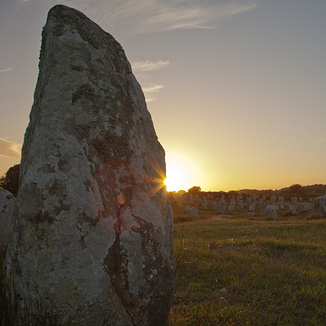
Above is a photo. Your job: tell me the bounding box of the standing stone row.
[180,193,315,220]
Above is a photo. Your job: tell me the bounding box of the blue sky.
[1,0,326,191]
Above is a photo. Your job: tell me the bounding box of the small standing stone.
[289,197,299,215]
[313,195,326,218]
[216,198,227,214]
[300,202,312,212]
[265,205,278,220]
[259,201,268,215]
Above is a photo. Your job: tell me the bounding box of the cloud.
[101,0,258,33]
[143,83,165,93]
[131,60,170,72]
[0,138,22,159]
[0,68,13,72]
[142,83,165,102]
[131,60,169,101]
[15,0,258,34]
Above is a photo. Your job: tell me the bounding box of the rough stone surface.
[314,195,326,218]
[249,203,256,212]
[237,200,244,211]
[300,202,312,212]
[265,205,278,220]
[259,202,268,215]
[227,204,235,211]
[0,189,16,248]
[216,199,227,214]
[4,5,174,325]
[185,206,199,218]
[289,197,299,216]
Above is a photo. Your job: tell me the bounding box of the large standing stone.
[0,189,16,248]
[3,5,174,325]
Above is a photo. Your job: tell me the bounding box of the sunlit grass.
[170,202,326,325]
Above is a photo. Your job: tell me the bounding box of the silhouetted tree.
[0,164,20,196]
[187,186,201,196]
[288,184,306,199]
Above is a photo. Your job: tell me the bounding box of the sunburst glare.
[164,163,187,192]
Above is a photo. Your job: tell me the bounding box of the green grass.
[169,203,326,325]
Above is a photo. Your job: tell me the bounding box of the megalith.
[0,189,16,248]
[3,5,174,325]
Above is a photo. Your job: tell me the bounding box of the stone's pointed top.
[46,4,95,30]
[41,3,132,75]
[48,4,91,21]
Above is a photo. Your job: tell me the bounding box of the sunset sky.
[1,0,326,192]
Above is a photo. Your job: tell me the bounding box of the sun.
[163,150,202,192]
[164,162,187,192]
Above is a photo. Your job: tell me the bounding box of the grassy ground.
[169,202,326,325]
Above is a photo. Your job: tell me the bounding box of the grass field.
[169,201,326,325]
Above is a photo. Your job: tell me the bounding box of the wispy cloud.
[0,68,13,72]
[131,60,170,72]
[0,138,22,159]
[143,84,165,93]
[102,0,258,33]
[15,0,258,34]
[142,83,165,102]
[131,60,169,101]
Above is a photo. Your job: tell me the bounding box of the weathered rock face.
[4,5,174,325]
[0,189,16,248]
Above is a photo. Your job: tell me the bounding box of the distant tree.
[289,184,303,192]
[187,186,201,196]
[228,190,238,197]
[288,184,306,199]
[0,164,20,196]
